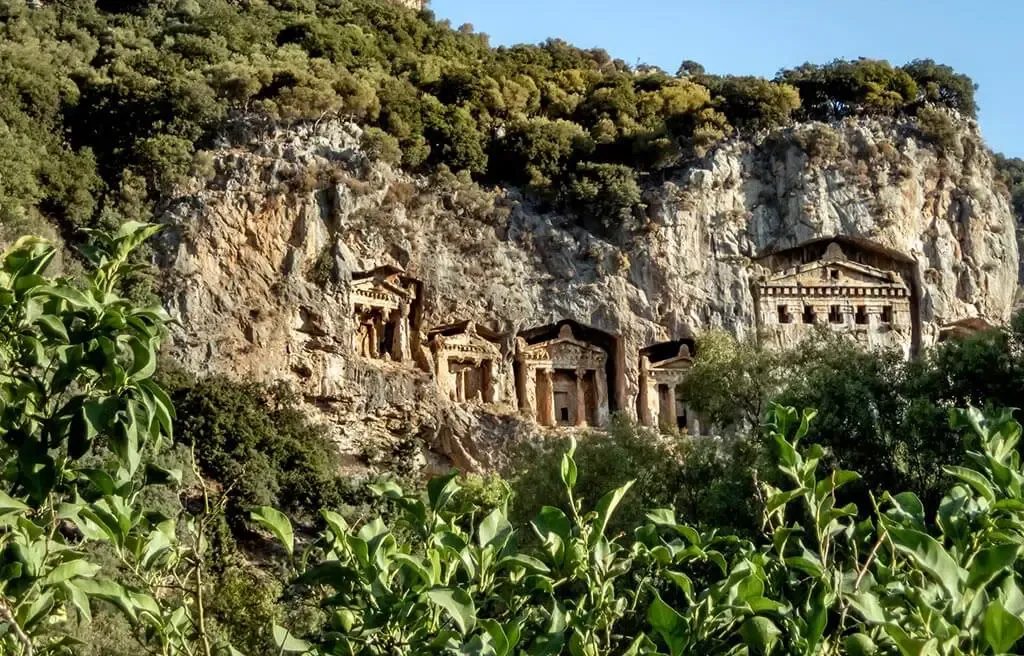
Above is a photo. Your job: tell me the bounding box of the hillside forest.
[3,0,1024,655]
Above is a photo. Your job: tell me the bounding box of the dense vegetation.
[3,226,1024,655]
[0,0,978,240]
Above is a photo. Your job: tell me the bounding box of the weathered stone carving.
[754,239,915,355]
[638,339,702,434]
[351,265,421,363]
[516,323,610,428]
[427,321,513,405]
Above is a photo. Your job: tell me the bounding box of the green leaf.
[251,507,294,556]
[942,465,996,502]
[426,587,476,635]
[560,439,578,489]
[33,285,95,310]
[43,559,102,585]
[663,570,694,601]
[532,506,570,542]
[885,491,925,529]
[589,480,634,548]
[427,471,461,512]
[143,463,182,486]
[848,592,887,624]
[35,314,69,343]
[76,579,137,623]
[127,336,157,380]
[480,619,510,656]
[766,487,807,514]
[884,522,963,598]
[740,616,781,655]
[495,553,550,574]
[272,624,311,654]
[983,599,1024,654]
[966,543,1021,590]
[645,508,676,526]
[647,589,686,656]
[367,480,404,499]
[885,623,937,656]
[0,491,29,515]
[321,509,349,539]
[479,508,513,549]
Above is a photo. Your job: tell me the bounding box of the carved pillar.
[434,345,451,399]
[456,369,467,403]
[484,359,497,404]
[574,369,587,427]
[519,365,537,418]
[538,368,555,427]
[392,301,411,363]
[367,315,380,358]
[658,384,675,430]
[594,365,609,427]
[638,355,653,427]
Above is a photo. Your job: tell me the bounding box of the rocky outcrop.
[155,114,1018,471]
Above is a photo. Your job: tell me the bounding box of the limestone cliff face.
[155,115,1018,471]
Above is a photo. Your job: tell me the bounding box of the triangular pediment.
[352,277,413,299]
[763,260,904,288]
[651,355,693,370]
[523,336,605,356]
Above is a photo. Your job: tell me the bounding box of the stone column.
[434,346,451,399]
[574,369,587,427]
[594,366,609,427]
[638,356,653,427]
[368,315,380,358]
[538,368,555,427]
[392,301,411,363]
[456,369,467,403]
[484,359,498,404]
[517,361,536,418]
[658,384,675,429]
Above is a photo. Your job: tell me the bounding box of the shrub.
[162,375,347,523]
[360,126,403,166]
[915,105,961,153]
[507,414,761,536]
[561,161,644,233]
[264,404,1024,655]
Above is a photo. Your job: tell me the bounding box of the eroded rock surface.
[155,116,1018,471]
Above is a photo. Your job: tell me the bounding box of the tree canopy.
[0,0,980,240]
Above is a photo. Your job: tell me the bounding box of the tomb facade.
[754,240,915,354]
[638,340,702,434]
[516,324,610,428]
[427,321,512,405]
[351,266,422,363]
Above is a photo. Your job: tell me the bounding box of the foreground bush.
[263,405,1024,654]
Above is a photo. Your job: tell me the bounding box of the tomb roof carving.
[518,324,608,367]
[351,266,419,306]
[755,236,914,265]
[427,320,505,342]
[640,336,696,365]
[760,259,907,289]
[648,344,694,369]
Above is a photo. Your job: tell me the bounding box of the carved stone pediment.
[651,356,692,371]
[763,260,903,288]
[352,277,414,310]
[434,332,501,359]
[519,336,607,370]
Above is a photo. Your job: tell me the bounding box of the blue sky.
[430,0,1024,158]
